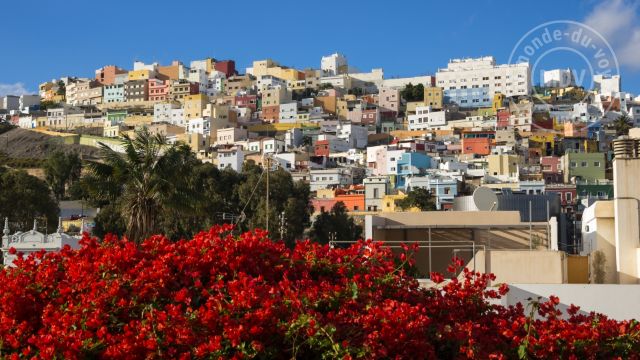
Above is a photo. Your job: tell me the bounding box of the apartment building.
[436,56,530,107]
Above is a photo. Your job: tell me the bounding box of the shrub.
[0,226,638,359]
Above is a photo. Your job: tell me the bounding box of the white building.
[187,117,212,135]
[133,61,158,71]
[542,69,575,88]
[321,53,347,77]
[215,127,247,146]
[19,95,40,110]
[217,147,244,172]
[279,102,298,123]
[436,56,530,107]
[381,76,434,90]
[153,103,184,125]
[17,115,36,129]
[336,123,368,149]
[349,68,384,92]
[188,68,208,93]
[593,74,621,97]
[310,168,353,191]
[0,96,19,111]
[285,128,303,149]
[408,107,447,130]
[258,75,287,90]
[364,176,389,211]
[2,218,80,267]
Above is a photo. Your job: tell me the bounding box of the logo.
[509,20,620,116]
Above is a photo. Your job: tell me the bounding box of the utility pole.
[265,156,269,233]
[279,211,286,241]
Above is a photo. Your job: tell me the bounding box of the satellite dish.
[473,187,499,211]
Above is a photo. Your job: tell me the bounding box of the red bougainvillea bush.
[1,225,639,359]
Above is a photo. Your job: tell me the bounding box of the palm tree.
[84,128,197,242]
[613,114,633,137]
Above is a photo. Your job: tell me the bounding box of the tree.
[92,204,126,239]
[310,201,362,244]
[400,83,425,102]
[613,114,633,136]
[56,80,66,96]
[44,150,82,201]
[236,161,311,242]
[83,128,199,242]
[396,188,437,211]
[39,100,59,111]
[0,122,15,135]
[0,168,59,232]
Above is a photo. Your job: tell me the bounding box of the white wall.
[497,284,640,321]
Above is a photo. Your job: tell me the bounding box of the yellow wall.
[381,192,419,212]
[423,87,443,109]
[184,94,209,119]
[493,93,505,111]
[487,154,521,177]
[128,70,152,81]
[567,255,590,284]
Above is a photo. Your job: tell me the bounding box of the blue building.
[405,176,458,210]
[396,152,432,189]
[443,88,492,108]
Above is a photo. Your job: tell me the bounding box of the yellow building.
[124,115,153,127]
[128,69,153,81]
[487,154,521,179]
[423,87,443,109]
[251,59,303,81]
[493,93,506,112]
[184,94,210,119]
[381,192,420,212]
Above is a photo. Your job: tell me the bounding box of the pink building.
[564,122,587,138]
[148,79,170,102]
[235,94,257,112]
[540,156,563,184]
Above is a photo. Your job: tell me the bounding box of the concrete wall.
[613,158,640,283]
[79,135,125,153]
[581,201,617,283]
[471,250,567,284]
[498,284,640,321]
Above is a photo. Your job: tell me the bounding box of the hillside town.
[1,53,640,290]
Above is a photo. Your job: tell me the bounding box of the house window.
[581,161,588,167]
[593,161,600,167]
[565,192,572,202]
[570,161,577,168]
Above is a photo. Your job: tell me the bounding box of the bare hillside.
[0,128,101,160]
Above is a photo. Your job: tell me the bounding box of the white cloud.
[0,82,31,97]
[581,0,640,69]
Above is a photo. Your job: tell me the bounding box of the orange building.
[564,122,588,138]
[311,186,365,213]
[95,65,128,85]
[461,130,495,155]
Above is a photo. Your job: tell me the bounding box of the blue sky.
[2,0,640,95]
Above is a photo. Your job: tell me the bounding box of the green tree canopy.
[613,114,633,137]
[83,128,199,242]
[0,168,59,232]
[396,188,437,211]
[310,201,362,245]
[44,150,82,201]
[400,83,425,102]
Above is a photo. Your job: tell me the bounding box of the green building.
[562,152,606,183]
